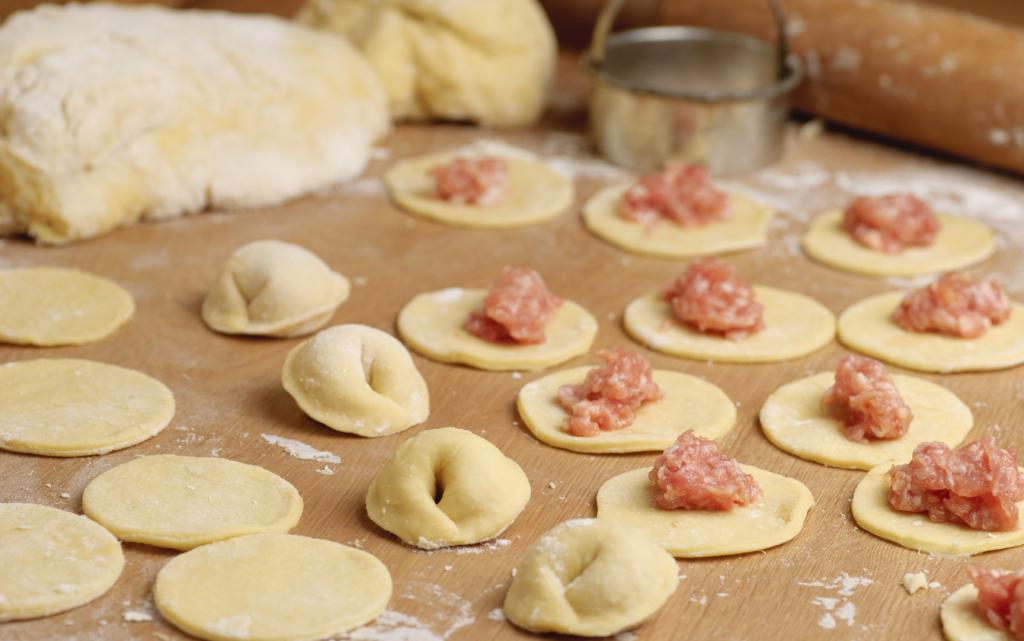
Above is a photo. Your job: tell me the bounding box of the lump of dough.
[0,4,388,244]
[297,0,556,126]
[365,427,531,548]
[202,240,350,338]
[503,519,678,637]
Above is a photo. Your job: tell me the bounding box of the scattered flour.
[260,434,340,464]
[486,608,505,622]
[614,633,639,641]
[122,610,153,623]
[799,573,873,630]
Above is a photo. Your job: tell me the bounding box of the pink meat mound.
[464,267,562,345]
[619,163,730,229]
[649,431,762,511]
[429,156,509,205]
[662,258,765,340]
[969,565,1024,639]
[822,355,912,442]
[892,273,1011,339]
[557,348,663,437]
[841,193,940,253]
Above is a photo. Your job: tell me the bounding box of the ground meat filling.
[888,437,1024,531]
[464,267,562,345]
[892,273,1012,339]
[429,156,509,205]
[969,565,1024,639]
[619,163,730,229]
[557,348,663,437]
[662,258,765,341]
[822,355,912,443]
[841,193,940,253]
[649,431,762,511]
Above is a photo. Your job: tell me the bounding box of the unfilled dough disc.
[0,267,133,346]
[83,455,303,550]
[759,372,973,470]
[838,292,1024,373]
[517,367,736,453]
[596,466,813,557]
[397,288,597,371]
[802,211,994,277]
[941,584,1007,641]
[0,503,124,622]
[0,359,175,457]
[624,286,836,363]
[582,184,773,258]
[154,533,391,641]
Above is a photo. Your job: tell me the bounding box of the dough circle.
[582,184,773,258]
[154,533,391,641]
[0,267,133,346]
[802,211,994,277]
[759,371,973,470]
[0,359,175,457]
[517,366,736,453]
[397,288,597,371]
[282,324,429,437]
[503,519,678,637]
[624,286,836,363]
[0,503,124,622]
[202,240,349,338]
[851,463,1024,555]
[83,455,303,550]
[941,584,1007,641]
[838,292,1024,373]
[596,466,814,557]
[365,427,531,549]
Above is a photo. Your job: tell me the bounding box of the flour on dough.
[941,584,1008,641]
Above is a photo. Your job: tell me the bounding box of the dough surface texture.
[941,584,1008,641]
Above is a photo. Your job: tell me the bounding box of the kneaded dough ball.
[366,427,531,548]
[503,519,678,637]
[298,0,556,126]
[202,240,350,338]
[282,324,429,437]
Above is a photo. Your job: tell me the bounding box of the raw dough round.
[0,267,133,346]
[365,427,531,549]
[202,240,349,338]
[802,211,994,277]
[760,371,973,470]
[582,184,773,258]
[852,463,1024,555]
[154,533,391,641]
[0,503,124,622]
[941,584,1007,641]
[503,519,678,637]
[397,287,597,371]
[0,359,175,457]
[83,455,303,550]
[838,292,1024,373]
[517,366,736,453]
[282,324,429,437]
[596,466,814,557]
[624,286,836,363]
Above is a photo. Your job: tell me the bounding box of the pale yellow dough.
[582,184,773,258]
[0,503,124,622]
[282,324,429,437]
[759,371,973,470]
[154,533,391,641]
[0,267,133,346]
[516,367,736,453]
[597,467,813,557]
[397,288,597,371]
[0,359,175,457]
[503,519,678,637]
[366,427,531,549]
[802,211,994,277]
[838,292,1024,373]
[851,463,1024,555]
[942,584,1008,641]
[83,455,303,550]
[624,286,836,363]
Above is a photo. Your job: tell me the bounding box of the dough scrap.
[202,240,349,338]
[0,503,124,622]
[365,427,531,548]
[0,359,175,457]
[517,366,736,453]
[397,288,597,371]
[503,519,678,637]
[0,267,133,346]
[154,533,391,641]
[624,286,836,363]
[282,324,429,437]
[941,584,1007,641]
[760,371,973,470]
[83,455,303,550]
[838,292,1024,373]
[597,466,813,557]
